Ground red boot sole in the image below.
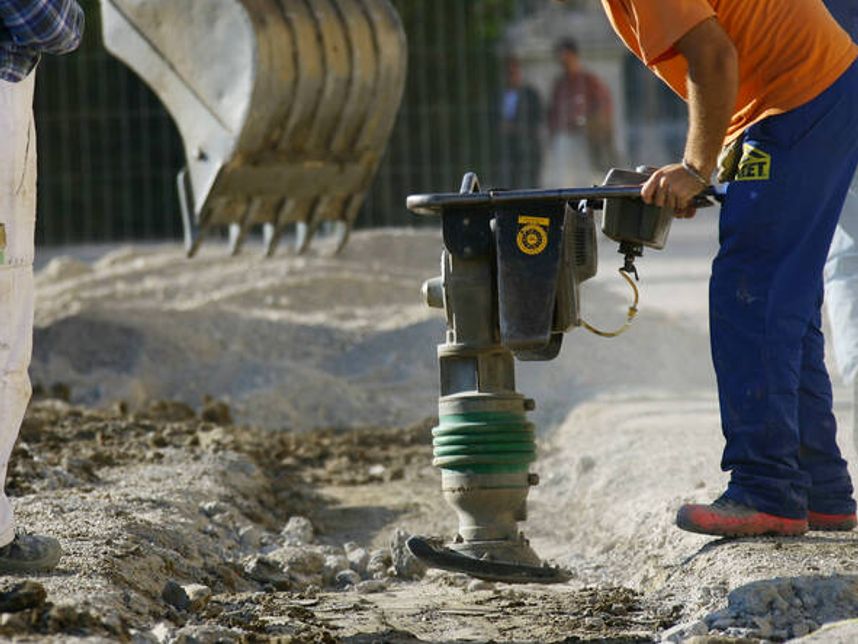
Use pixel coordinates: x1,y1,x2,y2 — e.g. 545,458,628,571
677,505,808,537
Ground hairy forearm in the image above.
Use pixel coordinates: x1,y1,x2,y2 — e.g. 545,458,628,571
684,57,738,177
641,20,739,213
677,20,739,178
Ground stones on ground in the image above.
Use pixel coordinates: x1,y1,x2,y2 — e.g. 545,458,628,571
201,397,233,426
183,584,212,612
242,555,292,591
43,603,99,633
238,525,262,550
344,542,369,575
583,616,606,630
0,612,29,632
161,580,190,611
390,528,426,580
149,621,172,643
703,575,858,641
323,553,351,585
0,581,47,612
199,501,229,518
356,579,387,594
466,580,494,593
794,618,858,642
270,547,325,576
173,625,244,643
335,569,361,589
280,516,314,546
661,620,709,642
367,548,392,579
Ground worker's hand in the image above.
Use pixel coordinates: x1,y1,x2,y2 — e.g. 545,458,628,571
641,163,707,216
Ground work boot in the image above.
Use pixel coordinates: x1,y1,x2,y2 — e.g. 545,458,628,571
0,533,62,573
676,495,808,537
807,511,857,532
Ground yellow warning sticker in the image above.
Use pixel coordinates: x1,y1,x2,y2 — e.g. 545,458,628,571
516,215,549,255
736,144,771,181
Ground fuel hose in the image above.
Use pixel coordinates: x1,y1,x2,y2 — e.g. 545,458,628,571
581,268,640,338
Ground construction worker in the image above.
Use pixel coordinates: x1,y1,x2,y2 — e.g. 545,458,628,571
822,1,858,455
599,0,858,536
0,0,84,570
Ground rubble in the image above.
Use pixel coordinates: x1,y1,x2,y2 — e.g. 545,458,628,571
161,581,191,611
280,516,315,547
703,576,858,641
366,549,392,579
335,570,361,589
344,542,370,575
13,217,858,642
0,581,46,612
390,528,426,580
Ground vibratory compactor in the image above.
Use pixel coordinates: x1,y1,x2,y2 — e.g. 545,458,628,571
405,168,721,584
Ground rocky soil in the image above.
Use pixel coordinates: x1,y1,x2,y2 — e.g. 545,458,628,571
13,225,858,642
2,398,682,642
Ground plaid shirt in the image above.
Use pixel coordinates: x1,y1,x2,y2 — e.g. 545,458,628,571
0,0,84,82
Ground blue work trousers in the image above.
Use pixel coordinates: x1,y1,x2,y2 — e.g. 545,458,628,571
714,60,858,519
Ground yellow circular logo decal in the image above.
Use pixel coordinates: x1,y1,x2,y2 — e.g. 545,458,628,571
517,224,548,255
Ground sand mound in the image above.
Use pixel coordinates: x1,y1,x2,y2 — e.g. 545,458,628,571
33,227,715,431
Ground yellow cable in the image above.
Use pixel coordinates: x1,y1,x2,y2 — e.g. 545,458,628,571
581,269,640,338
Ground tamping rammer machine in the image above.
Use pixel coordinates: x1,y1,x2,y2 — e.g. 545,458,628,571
405,168,719,584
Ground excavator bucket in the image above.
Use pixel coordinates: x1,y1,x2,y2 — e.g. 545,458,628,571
99,0,407,256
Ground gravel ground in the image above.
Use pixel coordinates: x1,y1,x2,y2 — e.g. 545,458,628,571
12,225,858,642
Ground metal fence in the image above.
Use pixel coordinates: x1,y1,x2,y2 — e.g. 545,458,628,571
33,0,684,246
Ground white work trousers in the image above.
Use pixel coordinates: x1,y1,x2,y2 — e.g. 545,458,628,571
0,72,37,548
825,175,858,385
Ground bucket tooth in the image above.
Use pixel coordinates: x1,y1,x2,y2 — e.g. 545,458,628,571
100,0,407,256
178,168,204,258
331,221,352,256
228,200,262,257
294,220,318,256
262,223,279,258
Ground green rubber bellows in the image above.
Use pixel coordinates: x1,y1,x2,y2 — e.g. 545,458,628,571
432,411,536,474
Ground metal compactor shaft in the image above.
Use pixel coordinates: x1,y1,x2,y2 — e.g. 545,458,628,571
406,169,717,584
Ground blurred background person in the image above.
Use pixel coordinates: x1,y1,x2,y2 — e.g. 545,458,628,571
497,56,543,188
544,37,616,187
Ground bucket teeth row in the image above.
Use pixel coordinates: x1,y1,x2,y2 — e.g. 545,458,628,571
100,0,407,257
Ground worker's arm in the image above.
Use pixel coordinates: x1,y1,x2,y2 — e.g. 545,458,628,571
641,17,738,214
0,0,84,54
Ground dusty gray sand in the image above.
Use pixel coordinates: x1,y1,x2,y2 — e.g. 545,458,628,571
13,226,858,642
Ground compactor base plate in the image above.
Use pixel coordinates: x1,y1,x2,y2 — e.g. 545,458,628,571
406,536,571,585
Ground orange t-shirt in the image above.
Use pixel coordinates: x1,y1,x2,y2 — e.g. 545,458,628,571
601,0,858,142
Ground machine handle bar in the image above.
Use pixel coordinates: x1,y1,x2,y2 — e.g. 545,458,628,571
407,185,723,216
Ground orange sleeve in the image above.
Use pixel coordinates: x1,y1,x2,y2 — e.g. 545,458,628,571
626,0,715,65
